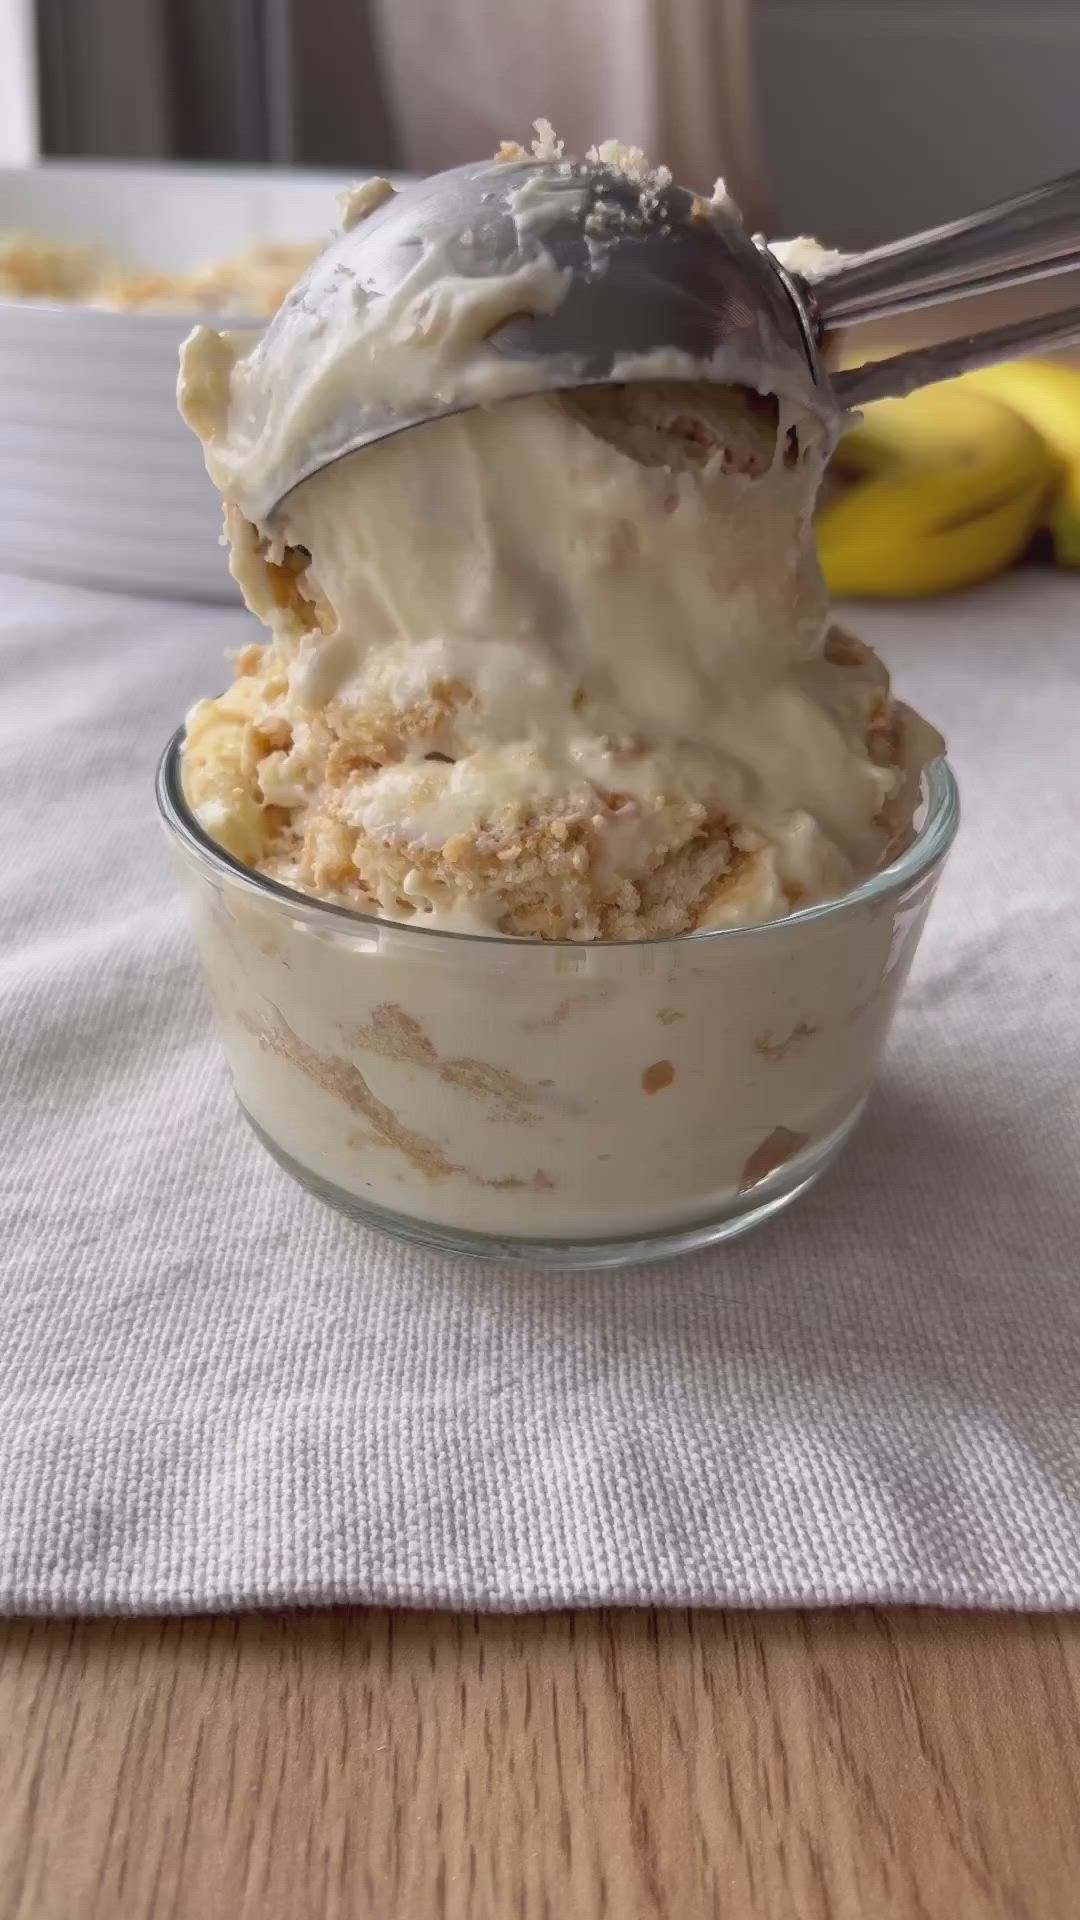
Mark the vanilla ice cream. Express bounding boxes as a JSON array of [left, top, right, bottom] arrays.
[[161, 134, 954, 1260]]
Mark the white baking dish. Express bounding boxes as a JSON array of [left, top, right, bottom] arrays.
[[0, 162, 356, 601]]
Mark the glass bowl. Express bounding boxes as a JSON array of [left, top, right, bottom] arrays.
[[158, 731, 958, 1269]]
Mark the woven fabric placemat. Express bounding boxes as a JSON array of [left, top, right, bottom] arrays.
[[2, 570, 1078, 1613]]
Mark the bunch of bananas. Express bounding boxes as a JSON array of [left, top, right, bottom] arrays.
[[816, 359, 1080, 598]]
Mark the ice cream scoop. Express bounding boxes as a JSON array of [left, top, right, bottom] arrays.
[[199, 151, 1080, 523]]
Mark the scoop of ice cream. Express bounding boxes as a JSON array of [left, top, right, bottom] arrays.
[[179, 144, 943, 940], [182, 375, 939, 937], [175, 133, 832, 526]]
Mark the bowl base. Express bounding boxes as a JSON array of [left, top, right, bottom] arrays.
[[241, 1100, 865, 1271]]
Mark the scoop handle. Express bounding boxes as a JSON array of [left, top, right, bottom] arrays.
[[807, 167, 1080, 329], [831, 302, 1080, 411]]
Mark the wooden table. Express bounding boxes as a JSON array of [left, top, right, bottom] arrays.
[[2, 1609, 1078, 1919]]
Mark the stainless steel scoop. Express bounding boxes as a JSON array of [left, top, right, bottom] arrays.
[[260, 155, 1080, 516]]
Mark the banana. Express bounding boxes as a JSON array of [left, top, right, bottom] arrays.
[[958, 359, 1080, 565], [817, 383, 1057, 599]]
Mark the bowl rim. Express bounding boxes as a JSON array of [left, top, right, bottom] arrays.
[[157, 726, 960, 951], [0, 290, 266, 328]]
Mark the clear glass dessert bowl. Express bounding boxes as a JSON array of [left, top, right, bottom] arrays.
[[158, 731, 958, 1270]]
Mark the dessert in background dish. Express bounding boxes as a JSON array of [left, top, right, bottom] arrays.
[[161, 131, 956, 1263], [0, 232, 319, 316]]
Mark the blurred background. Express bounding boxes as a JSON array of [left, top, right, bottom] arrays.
[[3, 0, 1079, 606], [4, 0, 1079, 243]]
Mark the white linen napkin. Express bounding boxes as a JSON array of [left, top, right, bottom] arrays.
[[2, 569, 1078, 1612]]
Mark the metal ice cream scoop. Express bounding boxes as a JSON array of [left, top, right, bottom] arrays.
[[259, 155, 1080, 517]]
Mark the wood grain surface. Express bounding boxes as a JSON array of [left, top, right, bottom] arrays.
[[1, 1609, 1078, 1920]]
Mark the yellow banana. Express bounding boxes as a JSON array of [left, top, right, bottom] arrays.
[[817, 384, 1057, 598], [958, 359, 1080, 565]]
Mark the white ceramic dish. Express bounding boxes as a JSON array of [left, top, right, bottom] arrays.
[[0, 162, 356, 601]]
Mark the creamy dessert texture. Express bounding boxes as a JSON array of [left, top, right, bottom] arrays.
[[164, 133, 952, 1250], [178, 138, 941, 942], [169, 837, 944, 1239]]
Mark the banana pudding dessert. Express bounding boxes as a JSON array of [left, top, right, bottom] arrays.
[[160, 133, 955, 1262]]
